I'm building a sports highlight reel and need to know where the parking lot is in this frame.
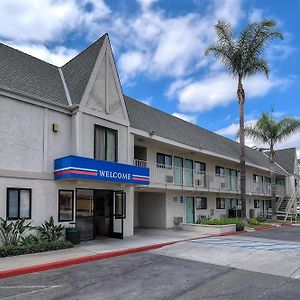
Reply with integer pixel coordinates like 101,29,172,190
1,226,300,299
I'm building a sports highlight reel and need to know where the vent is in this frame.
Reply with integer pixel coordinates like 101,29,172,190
174,217,183,225
165,175,174,183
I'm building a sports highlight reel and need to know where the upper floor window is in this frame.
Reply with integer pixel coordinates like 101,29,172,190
7,188,31,220
195,161,206,174
276,178,285,185
216,166,224,176
94,125,117,162
253,174,263,182
157,153,172,168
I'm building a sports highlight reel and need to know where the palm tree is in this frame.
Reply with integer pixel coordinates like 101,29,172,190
244,111,300,219
205,20,283,219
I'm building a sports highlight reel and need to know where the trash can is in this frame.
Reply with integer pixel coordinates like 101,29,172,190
65,227,81,244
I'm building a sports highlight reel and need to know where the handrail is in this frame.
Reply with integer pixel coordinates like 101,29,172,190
276,190,286,211
133,159,287,196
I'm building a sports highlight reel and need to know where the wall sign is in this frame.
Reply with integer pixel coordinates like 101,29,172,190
54,156,150,185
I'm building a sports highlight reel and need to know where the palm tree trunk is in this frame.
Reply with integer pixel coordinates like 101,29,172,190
270,149,277,220
237,78,247,221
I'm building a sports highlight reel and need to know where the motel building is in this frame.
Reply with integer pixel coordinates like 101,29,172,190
0,34,299,241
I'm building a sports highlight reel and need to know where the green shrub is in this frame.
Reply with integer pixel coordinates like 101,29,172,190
197,217,244,231
0,218,33,247
37,216,65,242
0,240,73,257
248,218,261,226
20,233,41,246
256,216,267,223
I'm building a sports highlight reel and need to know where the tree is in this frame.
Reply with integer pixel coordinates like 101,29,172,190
205,20,283,220
244,111,300,219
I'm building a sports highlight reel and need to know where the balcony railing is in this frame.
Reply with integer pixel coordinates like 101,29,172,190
133,159,285,196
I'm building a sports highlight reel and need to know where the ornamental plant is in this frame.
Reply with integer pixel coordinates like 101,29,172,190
0,217,33,247
37,216,65,242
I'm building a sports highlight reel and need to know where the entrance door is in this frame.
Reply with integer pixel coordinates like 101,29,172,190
174,157,183,185
76,189,94,241
111,191,126,239
186,197,194,223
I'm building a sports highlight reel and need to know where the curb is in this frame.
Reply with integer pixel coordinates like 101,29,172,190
254,225,275,231
0,230,242,280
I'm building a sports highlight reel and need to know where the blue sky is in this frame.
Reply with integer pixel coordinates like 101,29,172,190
0,0,299,153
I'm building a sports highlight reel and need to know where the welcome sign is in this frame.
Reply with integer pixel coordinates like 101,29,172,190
54,156,150,185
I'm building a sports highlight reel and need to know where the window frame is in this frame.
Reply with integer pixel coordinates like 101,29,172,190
254,199,260,209
94,125,118,162
156,152,173,169
216,166,225,176
6,188,32,220
216,197,225,209
196,197,207,209
58,189,74,222
195,161,206,174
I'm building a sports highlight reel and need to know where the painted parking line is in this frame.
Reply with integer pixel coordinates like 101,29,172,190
190,238,300,251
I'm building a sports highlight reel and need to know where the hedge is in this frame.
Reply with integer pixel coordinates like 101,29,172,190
197,217,245,231
0,240,73,257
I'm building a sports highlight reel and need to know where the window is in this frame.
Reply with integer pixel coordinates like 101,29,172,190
216,198,225,209
253,174,263,182
58,190,74,222
276,178,285,185
156,153,172,168
94,125,118,162
7,188,31,219
195,161,206,174
216,166,224,176
196,197,207,209
254,199,260,208
264,177,271,183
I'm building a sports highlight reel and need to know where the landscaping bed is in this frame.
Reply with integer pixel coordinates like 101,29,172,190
182,223,236,234
0,216,74,258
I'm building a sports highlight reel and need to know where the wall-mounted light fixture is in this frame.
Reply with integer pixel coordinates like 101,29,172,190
52,123,59,133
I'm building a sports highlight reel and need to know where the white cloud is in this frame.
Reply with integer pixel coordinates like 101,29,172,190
216,119,300,157
172,113,197,124
248,8,263,23
216,119,257,136
175,73,293,113
0,0,110,43
5,42,78,66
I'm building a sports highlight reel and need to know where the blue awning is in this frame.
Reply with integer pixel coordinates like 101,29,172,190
54,156,150,185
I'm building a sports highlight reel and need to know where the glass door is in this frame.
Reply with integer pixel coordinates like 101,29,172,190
76,189,94,241
185,159,193,186
174,157,183,185
111,191,126,239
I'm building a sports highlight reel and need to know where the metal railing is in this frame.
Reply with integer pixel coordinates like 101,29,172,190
133,159,286,196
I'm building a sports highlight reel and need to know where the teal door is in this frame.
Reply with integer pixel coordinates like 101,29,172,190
174,157,183,185
185,159,193,186
186,197,194,223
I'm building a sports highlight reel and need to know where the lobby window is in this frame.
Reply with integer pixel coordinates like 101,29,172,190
216,198,225,209
156,153,172,168
94,125,118,162
7,188,31,220
58,190,74,222
196,197,207,209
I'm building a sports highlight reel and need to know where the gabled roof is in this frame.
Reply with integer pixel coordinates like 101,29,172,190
0,43,67,106
0,34,106,108
124,95,285,174
61,35,106,105
265,148,297,174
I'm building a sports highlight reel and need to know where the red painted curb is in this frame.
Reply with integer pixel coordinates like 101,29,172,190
255,225,275,231
0,230,244,280
0,241,178,280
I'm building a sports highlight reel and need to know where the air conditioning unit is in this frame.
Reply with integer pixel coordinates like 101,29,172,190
165,175,174,183
174,217,183,225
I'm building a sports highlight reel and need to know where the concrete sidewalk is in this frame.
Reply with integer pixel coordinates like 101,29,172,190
0,228,210,274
